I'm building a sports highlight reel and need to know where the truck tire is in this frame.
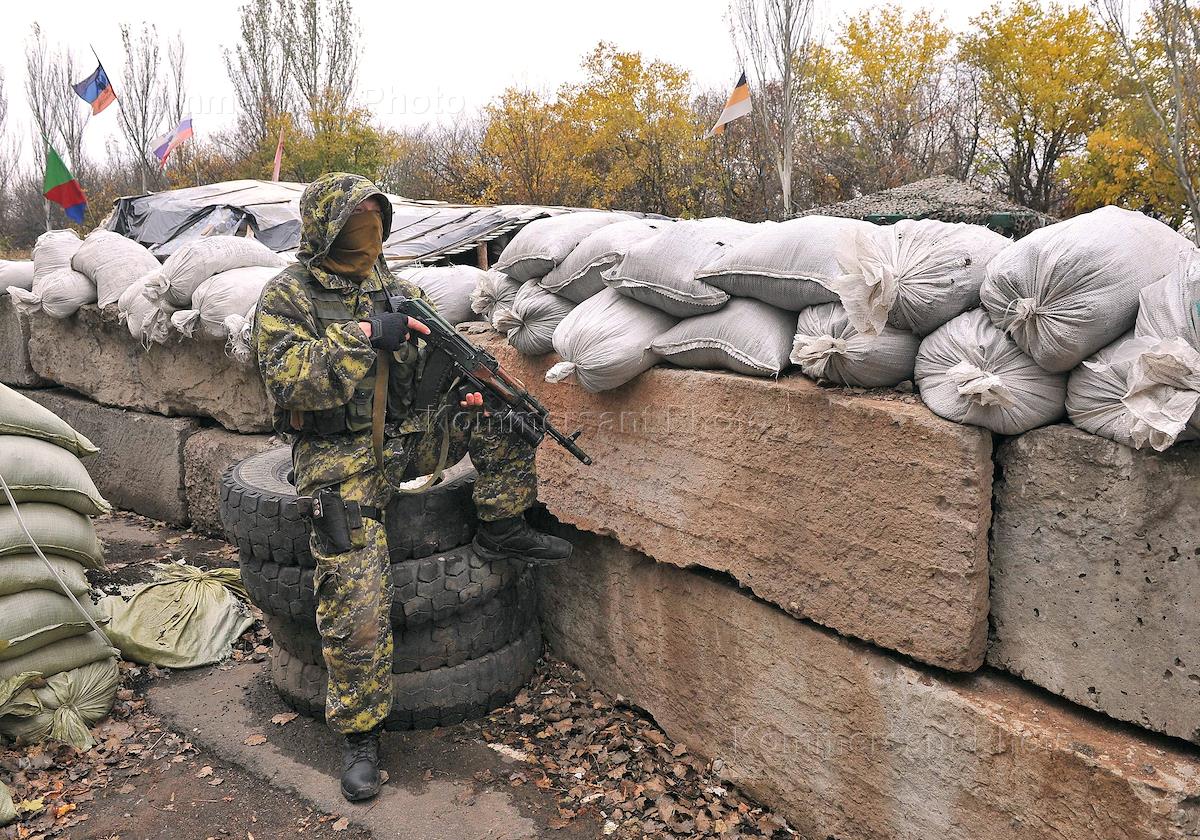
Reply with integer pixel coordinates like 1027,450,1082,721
270,622,542,730
219,447,478,569
238,544,524,626
266,569,537,672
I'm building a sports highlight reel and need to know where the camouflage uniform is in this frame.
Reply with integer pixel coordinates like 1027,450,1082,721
254,172,536,734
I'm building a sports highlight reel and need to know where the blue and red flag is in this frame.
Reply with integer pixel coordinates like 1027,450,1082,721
44,144,87,224
150,116,194,168
72,62,116,115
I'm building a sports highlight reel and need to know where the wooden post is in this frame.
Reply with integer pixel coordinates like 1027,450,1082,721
476,241,489,270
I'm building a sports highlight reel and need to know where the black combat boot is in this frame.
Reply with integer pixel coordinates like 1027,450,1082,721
472,515,573,566
340,728,381,802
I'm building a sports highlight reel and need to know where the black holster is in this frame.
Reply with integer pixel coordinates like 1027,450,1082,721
297,486,364,555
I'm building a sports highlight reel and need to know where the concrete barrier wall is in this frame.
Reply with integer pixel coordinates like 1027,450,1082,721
0,297,51,387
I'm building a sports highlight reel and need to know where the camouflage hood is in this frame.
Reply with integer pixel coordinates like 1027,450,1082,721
296,172,394,286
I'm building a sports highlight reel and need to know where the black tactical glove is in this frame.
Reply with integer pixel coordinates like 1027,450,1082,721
366,312,411,352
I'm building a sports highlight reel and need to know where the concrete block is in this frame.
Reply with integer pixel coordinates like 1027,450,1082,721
0,296,51,387
537,527,1200,840
484,334,994,671
26,305,273,433
24,388,199,525
184,427,276,537
990,425,1200,743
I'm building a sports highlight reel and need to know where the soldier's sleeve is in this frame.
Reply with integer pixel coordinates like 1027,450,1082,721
254,274,376,411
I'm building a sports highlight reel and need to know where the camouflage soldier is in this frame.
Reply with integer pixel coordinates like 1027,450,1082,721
254,172,571,802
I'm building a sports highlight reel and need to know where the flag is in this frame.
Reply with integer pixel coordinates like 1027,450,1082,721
43,144,87,224
149,116,194,168
72,63,116,115
271,125,285,181
707,72,751,137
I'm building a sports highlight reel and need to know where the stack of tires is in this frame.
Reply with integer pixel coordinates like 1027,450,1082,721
218,448,541,730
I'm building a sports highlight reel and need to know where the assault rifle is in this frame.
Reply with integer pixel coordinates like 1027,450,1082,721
389,295,593,465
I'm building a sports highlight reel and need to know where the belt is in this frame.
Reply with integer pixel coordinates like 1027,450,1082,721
359,504,384,523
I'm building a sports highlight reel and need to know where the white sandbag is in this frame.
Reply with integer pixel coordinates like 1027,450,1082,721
0,261,34,294
0,555,89,598
0,632,115,681
696,216,872,311
8,266,96,319
546,288,678,392
0,436,110,516
0,503,103,569
224,303,256,365
118,271,175,345
604,218,756,317
470,270,523,326
980,206,1193,372
171,265,278,340
915,309,1068,435
494,212,624,281
791,302,920,388
650,298,795,377
0,658,119,750
71,229,160,308
0,589,100,662
396,265,484,325
145,236,286,309
31,229,81,281
541,219,671,303
0,383,97,457
832,220,1009,337
494,280,576,356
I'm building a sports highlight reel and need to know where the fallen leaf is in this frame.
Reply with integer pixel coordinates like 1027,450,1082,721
208,778,224,787
332,817,349,832
270,712,298,726
197,766,213,778
244,734,267,746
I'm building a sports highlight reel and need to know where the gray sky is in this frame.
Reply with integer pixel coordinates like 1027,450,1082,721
0,0,1029,168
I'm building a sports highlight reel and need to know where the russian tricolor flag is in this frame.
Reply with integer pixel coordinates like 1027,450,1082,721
72,63,116,115
150,117,194,168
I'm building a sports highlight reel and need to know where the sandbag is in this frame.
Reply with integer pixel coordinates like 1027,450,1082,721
0,503,103,569
832,220,1009,337
8,267,96,319
541,219,671,303
0,632,115,681
117,270,167,344
494,212,624,281
546,288,678,392
145,236,285,309
696,216,871,311
0,436,110,516
31,230,81,282
171,265,278,339
494,280,576,356
650,298,795,377
71,230,160,309
0,658,119,750
604,218,756,317
0,261,34,294
224,304,256,365
915,309,1068,435
396,265,485,325
470,270,523,326
791,303,920,388
0,555,89,598
99,563,253,669
980,206,1193,372
0,383,97,456
0,780,15,826
0,590,99,662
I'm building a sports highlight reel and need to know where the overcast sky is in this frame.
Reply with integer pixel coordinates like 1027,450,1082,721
1,0,1062,168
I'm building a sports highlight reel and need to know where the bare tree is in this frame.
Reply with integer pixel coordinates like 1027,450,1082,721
117,24,168,192
281,0,360,122
1097,0,1200,241
730,0,816,217
224,0,293,154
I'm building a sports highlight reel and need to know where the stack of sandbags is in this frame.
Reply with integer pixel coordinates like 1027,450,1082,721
70,229,160,309
604,218,757,317
494,211,625,282
791,302,921,387
9,230,96,319
540,218,672,303
0,384,119,750
395,265,485,325
650,298,795,377
915,309,1068,435
980,206,1193,372
0,261,34,294
171,265,279,339
494,280,576,356
471,269,524,328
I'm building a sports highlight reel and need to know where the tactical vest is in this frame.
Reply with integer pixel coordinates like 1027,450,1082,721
285,273,420,436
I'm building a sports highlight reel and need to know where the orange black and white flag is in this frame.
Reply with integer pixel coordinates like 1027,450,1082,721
707,72,751,137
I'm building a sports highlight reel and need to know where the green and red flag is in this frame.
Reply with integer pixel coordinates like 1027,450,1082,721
43,144,87,224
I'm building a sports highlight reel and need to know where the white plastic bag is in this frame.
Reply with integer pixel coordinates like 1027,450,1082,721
494,212,623,281
541,219,670,303
696,216,869,311
171,265,278,339
650,298,795,377
494,280,576,356
980,206,1193,372
791,302,920,387
396,265,484,325
146,236,285,309
546,288,678,392
470,270,523,327
8,267,96,319
604,218,755,317
832,220,1009,337
915,309,1068,434
71,230,160,308
0,261,34,294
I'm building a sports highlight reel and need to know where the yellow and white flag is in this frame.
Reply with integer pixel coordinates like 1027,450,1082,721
707,72,751,137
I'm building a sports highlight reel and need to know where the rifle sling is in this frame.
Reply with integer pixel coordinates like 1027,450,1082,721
372,350,390,468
